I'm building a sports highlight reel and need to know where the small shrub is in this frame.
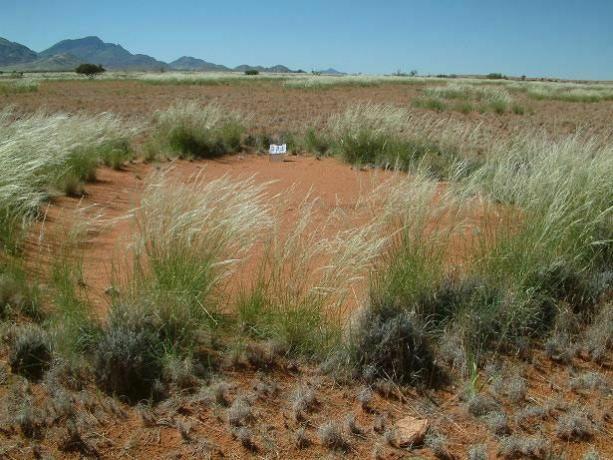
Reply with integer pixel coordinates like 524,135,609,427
163,355,200,391
569,372,609,394
352,304,442,386
290,384,317,418
583,303,612,362
294,427,311,448
357,386,373,411
484,411,510,436
556,410,593,441
515,404,548,425
467,394,501,417
344,413,365,436
498,435,548,459
545,333,578,364
234,426,256,450
93,317,164,403
468,444,488,460
318,421,348,451
9,325,52,381
228,397,253,427
213,382,231,406
245,341,277,370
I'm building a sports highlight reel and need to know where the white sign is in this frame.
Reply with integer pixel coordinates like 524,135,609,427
269,144,287,155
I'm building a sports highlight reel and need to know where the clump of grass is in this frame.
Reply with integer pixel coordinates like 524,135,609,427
424,83,513,113
238,193,386,357
569,372,609,394
468,444,488,460
8,324,52,381
327,103,468,178
498,435,548,458
0,107,137,256
290,384,317,419
556,409,594,441
318,420,349,451
583,302,612,362
228,397,253,427
467,394,501,417
294,427,311,448
357,386,373,411
233,426,256,450
413,97,446,112
0,265,41,321
484,411,510,436
147,101,246,159
126,170,271,350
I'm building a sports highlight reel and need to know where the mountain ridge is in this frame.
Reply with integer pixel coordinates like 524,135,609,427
0,36,338,74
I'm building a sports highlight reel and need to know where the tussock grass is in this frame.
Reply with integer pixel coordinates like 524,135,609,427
0,107,137,228
147,101,247,159
423,83,514,114
125,170,272,346
238,192,387,357
322,103,481,178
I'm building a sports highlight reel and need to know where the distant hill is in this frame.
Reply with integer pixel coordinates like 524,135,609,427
0,53,84,71
0,37,38,66
233,64,293,73
0,35,334,74
169,56,230,72
39,36,168,70
320,68,345,75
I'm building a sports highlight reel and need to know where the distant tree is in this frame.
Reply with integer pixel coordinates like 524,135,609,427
409,69,418,77
244,69,259,75
486,72,506,80
75,63,106,78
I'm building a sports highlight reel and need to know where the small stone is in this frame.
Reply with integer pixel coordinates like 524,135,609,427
395,416,429,447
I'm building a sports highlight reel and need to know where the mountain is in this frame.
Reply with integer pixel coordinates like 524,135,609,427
0,37,38,66
320,68,345,75
0,35,328,74
169,56,230,72
0,53,84,71
233,64,293,73
39,36,168,70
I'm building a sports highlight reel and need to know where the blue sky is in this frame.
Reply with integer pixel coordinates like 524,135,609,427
1,0,612,79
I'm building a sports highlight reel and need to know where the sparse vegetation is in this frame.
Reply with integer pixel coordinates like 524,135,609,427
0,72,610,458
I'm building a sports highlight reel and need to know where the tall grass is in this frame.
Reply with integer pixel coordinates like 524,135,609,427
146,102,247,159
283,75,428,89
0,79,38,95
0,107,137,248
323,103,482,178
423,83,514,113
122,169,272,349
238,193,387,357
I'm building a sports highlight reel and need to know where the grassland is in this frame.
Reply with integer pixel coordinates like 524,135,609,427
0,73,611,459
